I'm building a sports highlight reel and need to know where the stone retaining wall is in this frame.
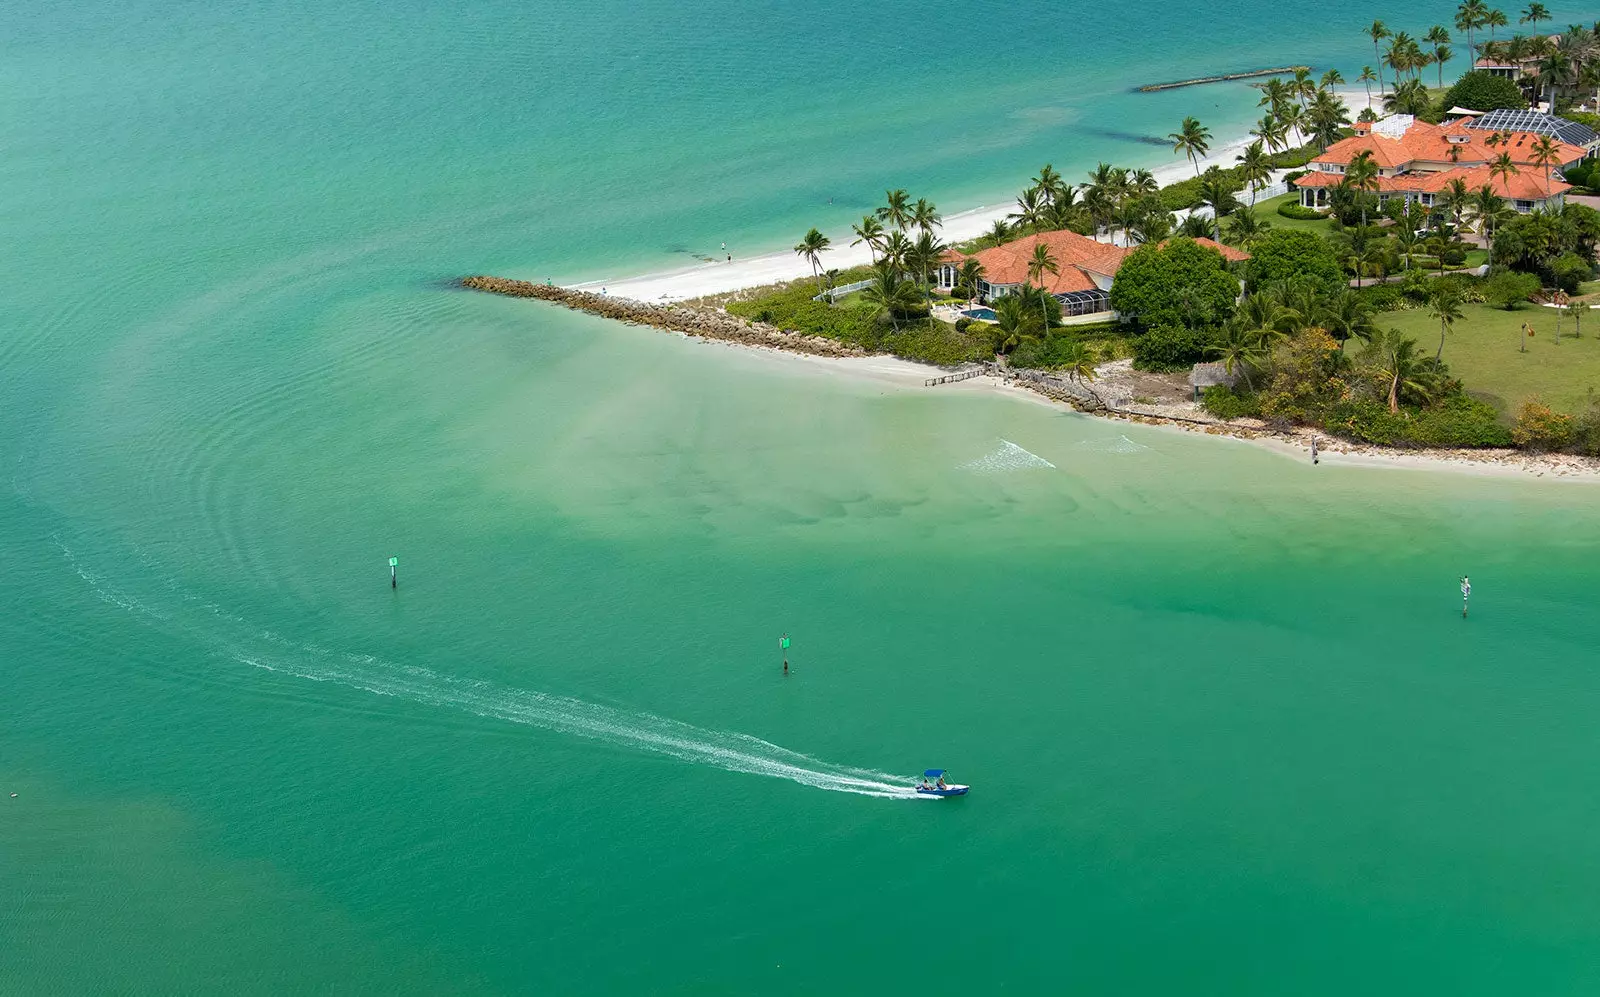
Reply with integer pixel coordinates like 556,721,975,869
460,276,867,358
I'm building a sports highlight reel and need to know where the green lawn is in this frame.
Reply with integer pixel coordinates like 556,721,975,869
1253,193,1333,233
1381,302,1600,415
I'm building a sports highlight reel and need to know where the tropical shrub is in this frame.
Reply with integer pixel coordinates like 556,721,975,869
1132,325,1210,371
1356,283,1409,311
1257,327,1346,424
1549,252,1593,295
1482,270,1542,309
953,317,973,333
1327,399,1410,444
1277,201,1325,220
1408,397,1514,447
1570,405,1600,456
1110,238,1240,330
1511,398,1576,452
1325,397,1510,447
1247,229,1346,295
1440,71,1528,113
1200,385,1260,419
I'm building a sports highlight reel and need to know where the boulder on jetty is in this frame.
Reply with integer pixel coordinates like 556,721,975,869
459,276,867,358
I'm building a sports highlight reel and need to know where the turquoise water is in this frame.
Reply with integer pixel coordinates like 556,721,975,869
9,1,1600,992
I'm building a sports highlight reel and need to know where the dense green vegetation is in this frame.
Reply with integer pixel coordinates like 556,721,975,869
746,19,1600,454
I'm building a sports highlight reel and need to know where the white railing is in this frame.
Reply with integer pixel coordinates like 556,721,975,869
812,279,874,302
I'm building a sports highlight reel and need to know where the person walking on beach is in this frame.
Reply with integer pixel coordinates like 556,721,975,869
1460,576,1471,618
1310,436,1319,465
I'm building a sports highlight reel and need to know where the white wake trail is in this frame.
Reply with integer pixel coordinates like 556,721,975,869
241,649,924,798
56,536,925,799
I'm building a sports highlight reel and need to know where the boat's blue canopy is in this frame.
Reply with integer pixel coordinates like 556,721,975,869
923,769,945,778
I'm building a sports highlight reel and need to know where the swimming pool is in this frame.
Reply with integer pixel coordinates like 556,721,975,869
961,307,996,321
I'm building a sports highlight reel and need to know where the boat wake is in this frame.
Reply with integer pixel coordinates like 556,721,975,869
55,536,924,800
239,648,925,799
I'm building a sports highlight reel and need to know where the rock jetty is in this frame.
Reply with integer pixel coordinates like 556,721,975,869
459,276,867,358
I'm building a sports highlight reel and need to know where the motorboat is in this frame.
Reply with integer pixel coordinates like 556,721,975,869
915,769,969,797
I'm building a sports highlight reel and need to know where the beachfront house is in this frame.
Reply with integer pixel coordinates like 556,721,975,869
1291,113,1591,215
936,229,1249,318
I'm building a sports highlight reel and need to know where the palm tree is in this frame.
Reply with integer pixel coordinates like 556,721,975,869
1521,3,1550,28
1394,223,1424,271
880,230,913,274
1208,323,1269,389
1385,77,1432,115
1369,21,1392,93
1198,167,1237,241
1439,177,1473,227
1256,77,1293,117
1386,32,1417,90
1430,285,1464,360
1537,48,1572,108
1468,185,1511,267
1487,8,1509,44
1031,164,1066,208
912,198,942,236
1225,206,1271,247
1321,68,1346,89
861,261,918,333
1458,0,1490,62
1130,208,1174,245
794,228,831,294
1345,149,1381,230
984,219,1013,247
1170,116,1212,176
1236,141,1272,205
1251,113,1288,154
1433,43,1455,85
1369,328,1432,412
1531,134,1561,189
1026,243,1060,334
1316,290,1378,349
1489,151,1520,192
990,294,1035,356
1010,187,1049,231
907,230,946,308
1278,103,1306,147
850,215,884,262
1358,65,1379,105
1055,337,1099,385
954,258,986,303
1309,89,1351,149
1291,67,1318,111
877,189,912,232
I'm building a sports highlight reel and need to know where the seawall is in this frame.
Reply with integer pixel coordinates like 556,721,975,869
459,276,867,358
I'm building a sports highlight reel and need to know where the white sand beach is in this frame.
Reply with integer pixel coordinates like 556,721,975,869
576,88,1379,304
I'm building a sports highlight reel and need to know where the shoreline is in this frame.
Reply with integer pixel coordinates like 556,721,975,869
460,274,1600,481
754,350,1600,482
452,87,1600,480
571,87,1378,305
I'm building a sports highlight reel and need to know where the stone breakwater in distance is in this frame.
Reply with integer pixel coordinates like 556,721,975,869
459,276,868,358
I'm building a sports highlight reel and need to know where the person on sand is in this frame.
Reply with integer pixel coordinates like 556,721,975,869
1311,436,1319,465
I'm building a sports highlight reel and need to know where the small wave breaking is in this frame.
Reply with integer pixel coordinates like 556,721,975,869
960,439,1056,472
1073,434,1150,454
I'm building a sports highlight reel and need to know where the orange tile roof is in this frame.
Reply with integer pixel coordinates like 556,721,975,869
1312,133,1413,170
944,229,1247,293
1312,118,1586,172
1292,164,1570,201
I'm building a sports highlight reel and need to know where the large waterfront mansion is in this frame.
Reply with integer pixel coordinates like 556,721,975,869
1291,109,1598,215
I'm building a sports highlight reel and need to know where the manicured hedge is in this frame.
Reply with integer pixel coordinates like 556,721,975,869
1277,202,1325,221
